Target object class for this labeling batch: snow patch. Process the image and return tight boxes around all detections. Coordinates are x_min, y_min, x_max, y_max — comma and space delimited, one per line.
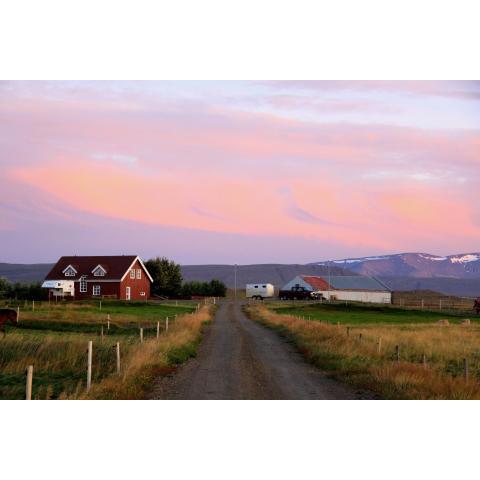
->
419, 254, 447, 261
449, 254, 480, 264
322, 255, 393, 264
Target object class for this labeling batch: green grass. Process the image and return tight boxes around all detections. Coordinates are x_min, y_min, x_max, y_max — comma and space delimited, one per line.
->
272, 302, 473, 325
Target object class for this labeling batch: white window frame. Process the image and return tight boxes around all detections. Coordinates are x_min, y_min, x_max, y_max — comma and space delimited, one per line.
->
136, 269, 141, 279
92, 265, 107, 277
130, 269, 135, 279
64, 267, 76, 277
93, 285, 101, 296
79, 276, 87, 293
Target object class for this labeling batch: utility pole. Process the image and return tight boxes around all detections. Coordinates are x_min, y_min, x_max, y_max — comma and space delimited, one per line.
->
234, 264, 238, 300
328, 259, 331, 301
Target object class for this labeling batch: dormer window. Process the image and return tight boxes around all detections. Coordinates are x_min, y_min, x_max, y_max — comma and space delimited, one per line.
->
63, 265, 77, 277
92, 265, 107, 277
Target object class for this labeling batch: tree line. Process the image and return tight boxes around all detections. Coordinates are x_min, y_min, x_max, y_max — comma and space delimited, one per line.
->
0, 278, 47, 301
144, 257, 227, 298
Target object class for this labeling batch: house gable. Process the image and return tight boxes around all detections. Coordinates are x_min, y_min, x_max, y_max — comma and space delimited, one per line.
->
120, 256, 153, 283
62, 265, 78, 277
92, 264, 107, 277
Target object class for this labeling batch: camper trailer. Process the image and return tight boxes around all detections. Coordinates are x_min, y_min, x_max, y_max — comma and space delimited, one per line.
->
246, 283, 275, 300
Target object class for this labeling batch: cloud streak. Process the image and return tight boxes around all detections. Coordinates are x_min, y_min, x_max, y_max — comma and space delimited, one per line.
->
1, 81, 479, 262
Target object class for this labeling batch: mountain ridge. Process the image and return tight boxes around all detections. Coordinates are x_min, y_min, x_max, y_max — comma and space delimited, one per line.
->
312, 252, 480, 279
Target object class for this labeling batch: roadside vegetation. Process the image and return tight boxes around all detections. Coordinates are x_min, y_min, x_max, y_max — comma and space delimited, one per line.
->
247, 303, 480, 399
0, 301, 214, 399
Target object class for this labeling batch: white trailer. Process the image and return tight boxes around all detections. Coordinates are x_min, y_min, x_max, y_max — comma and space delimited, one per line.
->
246, 283, 275, 300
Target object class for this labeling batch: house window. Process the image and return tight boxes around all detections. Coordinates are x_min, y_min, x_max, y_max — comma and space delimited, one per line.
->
80, 276, 87, 293
93, 285, 101, 296
136, 269, 141, 279
63, 264, 77, 276
93, 266, 106, 276
130, 269, 135, 279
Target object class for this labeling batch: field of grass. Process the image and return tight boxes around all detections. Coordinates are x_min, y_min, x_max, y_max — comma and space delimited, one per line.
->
272, 301, 476, 325
0, 300, 211, 400
248, 303, 480, 399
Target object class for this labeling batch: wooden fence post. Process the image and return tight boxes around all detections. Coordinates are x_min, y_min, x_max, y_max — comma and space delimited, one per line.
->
87, 341, 93, 392
101, 325, 104, 341
107, 314, 110, 331
32, 300, 35, 312
25, 365, 33, 400
140, 328, 144, 343
99, 301, 102, 310
116, 343, 121, 374
358, 333, 362, 341
156, 321, 160, 339
166, 317, 169, 332
464, 358, 469, 382
395, 345, 400, 361
346, 326, 350, 337
377, 337, 382, 354
422, 354, 427, 369
17, 306, 20, 322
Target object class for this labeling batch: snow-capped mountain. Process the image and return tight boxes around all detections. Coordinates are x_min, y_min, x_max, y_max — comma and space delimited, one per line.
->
312, 253, 480, 278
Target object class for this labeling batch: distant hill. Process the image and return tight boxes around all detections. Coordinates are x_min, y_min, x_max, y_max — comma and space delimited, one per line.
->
313, 252, 480, 279
378, 276, 480, 298
0, 263, 53, 283
0, 262, 350, 287
180, 264, 352, 288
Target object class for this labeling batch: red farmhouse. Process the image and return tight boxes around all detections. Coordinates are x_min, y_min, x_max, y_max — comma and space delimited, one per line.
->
42, 255, 152, 301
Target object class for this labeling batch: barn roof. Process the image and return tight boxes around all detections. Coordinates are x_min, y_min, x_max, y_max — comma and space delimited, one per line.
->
327, 275, 390, 292
300, 275, 330, 291
45, 255, 152, 282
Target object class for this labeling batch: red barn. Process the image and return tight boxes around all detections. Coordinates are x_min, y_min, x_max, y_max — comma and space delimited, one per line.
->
42, 255, 153, 301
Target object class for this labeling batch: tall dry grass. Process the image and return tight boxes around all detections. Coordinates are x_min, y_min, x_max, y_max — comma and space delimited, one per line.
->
247, 305, 480, 399
68, 306, 214, 399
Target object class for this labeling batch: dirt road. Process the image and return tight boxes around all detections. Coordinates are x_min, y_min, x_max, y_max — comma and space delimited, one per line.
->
150, 301, 370, 399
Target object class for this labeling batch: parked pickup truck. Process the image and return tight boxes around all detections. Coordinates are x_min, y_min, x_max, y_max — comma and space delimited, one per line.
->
278, 286, 323, 300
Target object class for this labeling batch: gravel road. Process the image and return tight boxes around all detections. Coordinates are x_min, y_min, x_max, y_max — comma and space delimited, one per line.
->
149, 301, 371, 400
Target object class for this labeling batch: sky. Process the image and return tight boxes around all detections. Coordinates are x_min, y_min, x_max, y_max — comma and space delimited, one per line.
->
1, 80, 479, 264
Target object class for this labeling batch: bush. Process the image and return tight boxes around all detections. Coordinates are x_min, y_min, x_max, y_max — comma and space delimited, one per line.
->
180, 279, 227, 297
0, 277, 48, 301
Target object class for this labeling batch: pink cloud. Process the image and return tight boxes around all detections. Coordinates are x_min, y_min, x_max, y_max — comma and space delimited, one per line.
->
1, 81, 480, 261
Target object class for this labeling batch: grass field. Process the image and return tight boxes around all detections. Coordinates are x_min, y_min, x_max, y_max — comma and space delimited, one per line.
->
272, 301, 476, 325
248, 302, 480, 399
0, 300, 211, 400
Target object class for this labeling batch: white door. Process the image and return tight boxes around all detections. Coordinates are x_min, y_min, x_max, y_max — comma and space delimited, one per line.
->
126, 286, 131, 300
